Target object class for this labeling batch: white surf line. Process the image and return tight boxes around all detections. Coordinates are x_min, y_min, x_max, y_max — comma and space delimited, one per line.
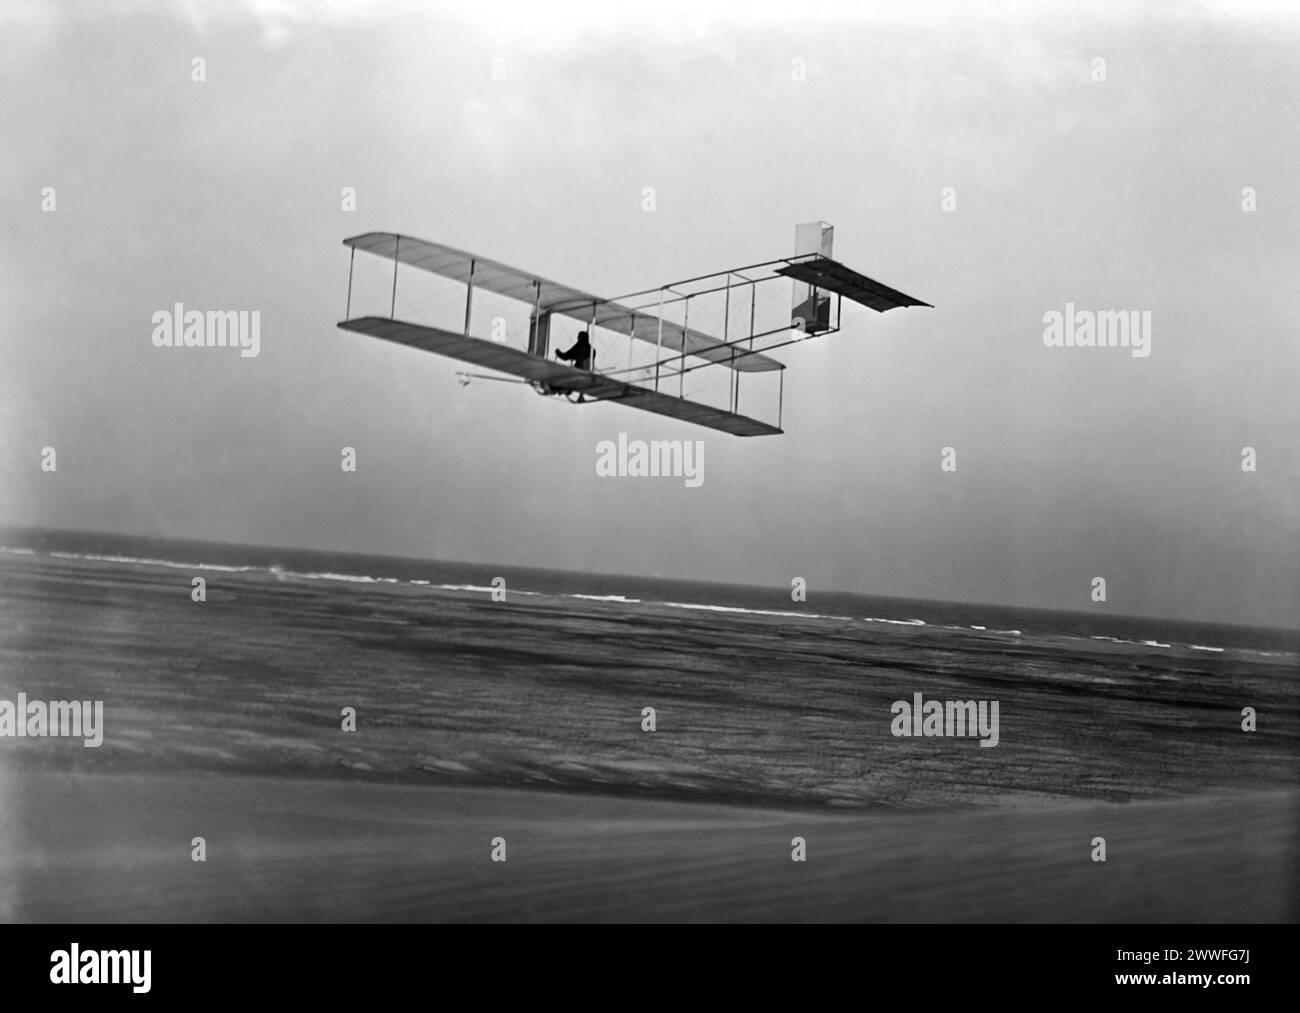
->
47, 551, 257, 573
661, 601, 834, 620
40, 550, 508, 591
427, 583, 542, 596
54, 554, 505, 590
1090, 635, 1169, 648
407, 579, 540, 595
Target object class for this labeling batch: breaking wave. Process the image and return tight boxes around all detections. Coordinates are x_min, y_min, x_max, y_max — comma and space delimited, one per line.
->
3, 545, 1274, 657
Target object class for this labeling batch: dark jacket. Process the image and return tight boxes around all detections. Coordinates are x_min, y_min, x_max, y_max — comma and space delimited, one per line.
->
557, 333, 593, 369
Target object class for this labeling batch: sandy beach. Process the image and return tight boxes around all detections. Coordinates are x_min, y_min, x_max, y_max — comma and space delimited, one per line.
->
1, 548, 1296, 922
3, 771, 1293, 922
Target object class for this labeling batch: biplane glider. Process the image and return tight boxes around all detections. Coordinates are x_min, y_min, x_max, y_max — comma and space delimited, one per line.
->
337, 222, 930, 436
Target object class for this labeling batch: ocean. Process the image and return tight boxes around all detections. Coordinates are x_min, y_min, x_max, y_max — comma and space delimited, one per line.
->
4, 526, 1296, 650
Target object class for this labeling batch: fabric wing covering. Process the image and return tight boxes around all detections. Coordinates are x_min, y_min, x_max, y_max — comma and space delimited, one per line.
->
775, 257, 932, 312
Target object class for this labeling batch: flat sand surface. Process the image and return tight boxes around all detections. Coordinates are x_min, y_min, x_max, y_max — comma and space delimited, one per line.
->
2, 771, 1293, 922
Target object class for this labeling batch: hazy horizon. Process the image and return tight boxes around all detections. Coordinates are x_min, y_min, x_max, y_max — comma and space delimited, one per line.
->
5, 521, 1297, 635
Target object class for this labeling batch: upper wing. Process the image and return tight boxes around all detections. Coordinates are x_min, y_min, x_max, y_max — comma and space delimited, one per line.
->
344, 232, 782, 373
345, 232, 597, 314
338, 316, 782, 437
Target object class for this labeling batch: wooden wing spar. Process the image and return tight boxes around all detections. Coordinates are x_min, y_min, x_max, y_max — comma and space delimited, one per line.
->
337, 222, 930, 436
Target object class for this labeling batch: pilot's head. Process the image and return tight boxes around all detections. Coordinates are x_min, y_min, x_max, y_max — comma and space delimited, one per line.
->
577, 330, 589, 342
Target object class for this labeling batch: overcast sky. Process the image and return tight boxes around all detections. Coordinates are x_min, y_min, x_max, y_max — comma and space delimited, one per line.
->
1, 0, 1296, 627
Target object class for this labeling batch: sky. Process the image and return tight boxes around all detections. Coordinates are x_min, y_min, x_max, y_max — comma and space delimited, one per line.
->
1, 0, 1297, 627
